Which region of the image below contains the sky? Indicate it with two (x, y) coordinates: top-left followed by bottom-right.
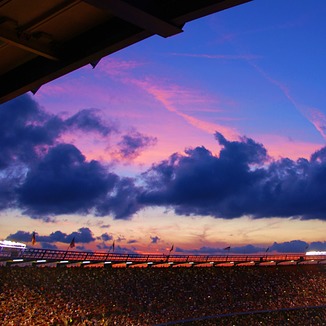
(1, 0), (326, 255)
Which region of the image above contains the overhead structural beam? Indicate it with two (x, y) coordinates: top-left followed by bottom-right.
(82, 0), (183, 38)
(0, 0), (252, 105)
(0, 21), (152, 104)
(0, 25), (58, 60)
(19, 0), (80, 32)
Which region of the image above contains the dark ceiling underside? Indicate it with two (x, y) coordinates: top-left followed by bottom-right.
(0, 0), (251, 104)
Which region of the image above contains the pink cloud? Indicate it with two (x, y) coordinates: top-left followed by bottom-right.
(39, 56), (239, 144)
(96, 57), (145, 77)
(94, 57), (240, 140)
(130, 78), (238, 140)
(304, 107), (326, 140)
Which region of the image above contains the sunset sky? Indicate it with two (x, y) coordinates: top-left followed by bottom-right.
(1, 0), (325, 254)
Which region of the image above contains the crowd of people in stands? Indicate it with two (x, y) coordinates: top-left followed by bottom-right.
(0, 264), (325, 325)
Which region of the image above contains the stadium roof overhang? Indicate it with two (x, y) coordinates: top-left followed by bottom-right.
(0, 0), (252, 104)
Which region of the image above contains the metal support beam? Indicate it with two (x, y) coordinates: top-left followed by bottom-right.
(18, 1), (80, 32)
(82, 0), (183, 37)
(0, 19), (150, 104)
(0, 25), (58, 60)
(0, 0), (253, 104)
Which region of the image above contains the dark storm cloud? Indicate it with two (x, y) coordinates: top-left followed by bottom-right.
(96, 243), (111, 250)
(98, 233), (113, 241)
(150, 236), (160, 244)
(0, 95), (119, 213)
(7, 227), (95, 244)
(17, 144), (118, 216)
(95, 177), (143, 219)
(269, 240), (308, 253)
(176, 244), (266, 255)
(17, 153), (143, 218)
(41, 230), (71, 243)
(0, 95), (145, 220)
(140, 132), (326, 220)
(47, 227), (96, 244)
(0, 96), (118, 170)
(309, 241), (326, 251)
(0, 94), (61, 169)
(228, 244), (267, 254)
(3, 95), (326, 222)
(0, 171), (22, 210)
(117, 130), (157, 159)
(7, 231), (33, 243)
(65, 109), (117, 136)
(175, 240), (317, 254)
(140, 133), (269, 217)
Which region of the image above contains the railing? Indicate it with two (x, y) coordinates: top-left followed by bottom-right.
(1, 247), (325, 267)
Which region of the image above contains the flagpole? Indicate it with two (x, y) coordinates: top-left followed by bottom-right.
(223, 246), (231, 261)
(166, 244), (174, 263)
(67, 237), (75, 251)
(31, 231), (36, 246)
(265, 247), (269, 259)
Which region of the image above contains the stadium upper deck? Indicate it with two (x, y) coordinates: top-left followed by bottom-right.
(0, 0), (251, 104)
(0, 246), (325, 267)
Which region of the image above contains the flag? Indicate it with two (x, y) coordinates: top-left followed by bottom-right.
(169, 244), (174, 252)
(31, 231), (36, 245)
(69, 237), (75, 249)
(224, 246), (231, 250)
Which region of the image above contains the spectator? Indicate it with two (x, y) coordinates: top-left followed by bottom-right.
(0, 264), (324, 325)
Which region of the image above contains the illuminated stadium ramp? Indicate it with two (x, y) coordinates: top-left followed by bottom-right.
(0, 0), (252, 104)
(1, 247), (325, 267)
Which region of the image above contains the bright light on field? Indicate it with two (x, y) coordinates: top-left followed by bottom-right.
(306, 251), (326, 255)
(0, 240), (26, 249)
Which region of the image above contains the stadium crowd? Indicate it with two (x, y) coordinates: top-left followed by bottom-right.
(0, 264), (325, 325)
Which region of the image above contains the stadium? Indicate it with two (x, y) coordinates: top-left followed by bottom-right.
(0, 242), (325, 325)
(0, 0), (326, 325)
